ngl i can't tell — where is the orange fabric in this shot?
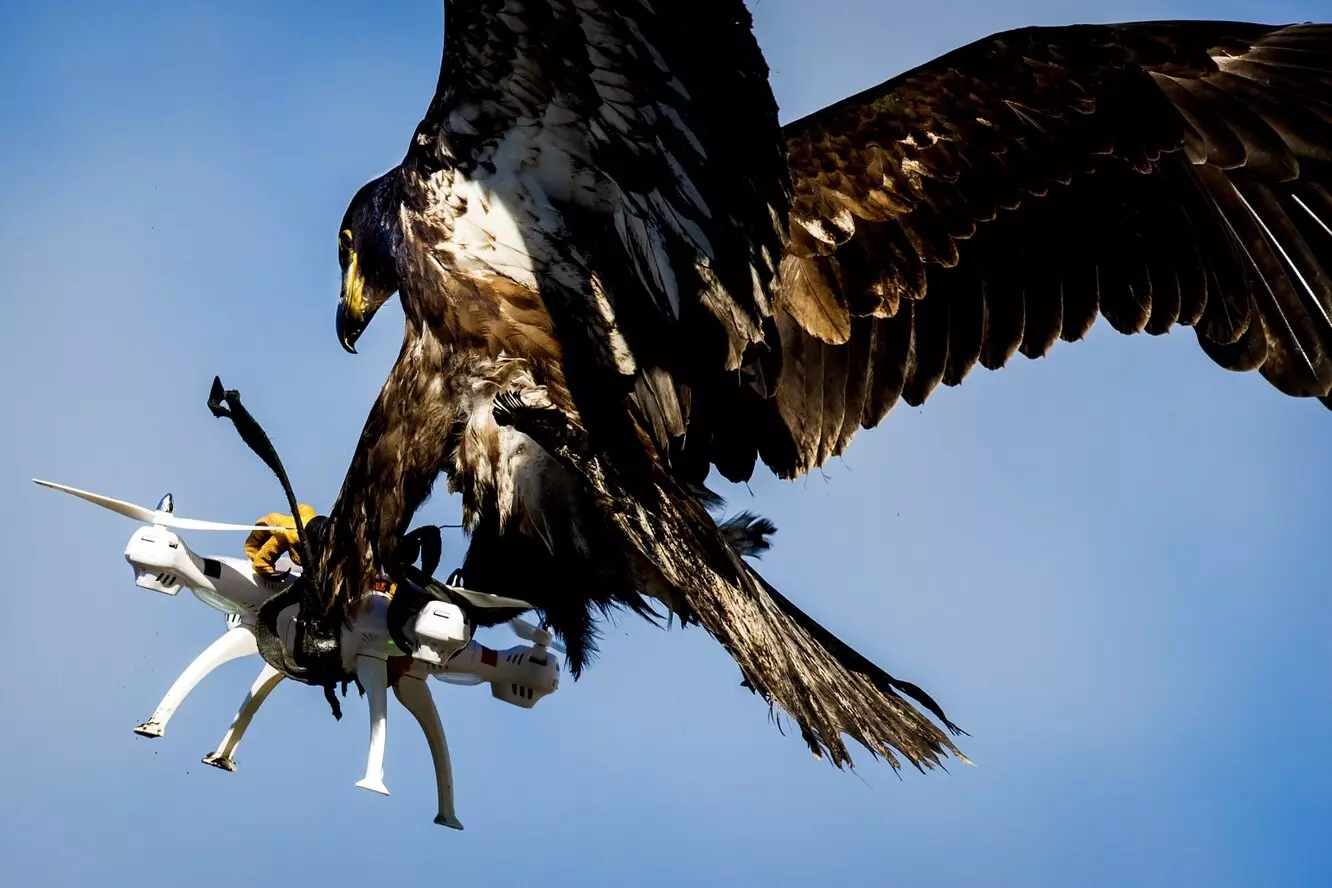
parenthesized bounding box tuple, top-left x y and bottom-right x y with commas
(243, 505, 318, 576)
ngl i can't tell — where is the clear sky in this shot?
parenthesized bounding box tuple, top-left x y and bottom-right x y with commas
(1, 2, 1329, 886)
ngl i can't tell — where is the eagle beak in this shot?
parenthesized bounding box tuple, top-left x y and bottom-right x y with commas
(337, 298, 364, 355)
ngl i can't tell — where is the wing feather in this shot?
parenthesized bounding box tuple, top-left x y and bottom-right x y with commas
(766, 20, 1332, 476)
(396, 11, 1332, 490)
(327, 8, 1332, 771)
(400, 0, 796, 483)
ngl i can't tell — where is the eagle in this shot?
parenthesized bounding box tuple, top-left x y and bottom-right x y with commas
(315, 5, 1332, 773)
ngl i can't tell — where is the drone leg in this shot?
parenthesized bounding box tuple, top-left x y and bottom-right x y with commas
(202, 662, 285, 772)
(134, 626, 257, 738)
(394, 673, 464, 830)
(354, 653, 391, 796)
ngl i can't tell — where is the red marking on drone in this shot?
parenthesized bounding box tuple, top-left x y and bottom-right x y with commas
(479, 646, 497, 667)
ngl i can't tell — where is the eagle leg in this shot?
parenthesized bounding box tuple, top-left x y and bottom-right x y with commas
(491, 391, 588, 458)
(384, 524, 449, 655)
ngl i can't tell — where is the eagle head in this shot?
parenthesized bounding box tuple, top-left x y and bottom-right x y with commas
(336, 170, 403, 354)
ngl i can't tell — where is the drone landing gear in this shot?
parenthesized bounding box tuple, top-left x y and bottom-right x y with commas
(134, 624, 257, 739)
(342, 650, 465, 828)
(393, 670, 463, 830)
(355, 653, 391, 796)
(202, 662, 285, 772)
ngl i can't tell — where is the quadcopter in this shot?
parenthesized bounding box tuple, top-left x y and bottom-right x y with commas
(32, 477, 564, 830)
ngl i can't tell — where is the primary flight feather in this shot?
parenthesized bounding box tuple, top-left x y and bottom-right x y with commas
(317, 4, 1332, 771)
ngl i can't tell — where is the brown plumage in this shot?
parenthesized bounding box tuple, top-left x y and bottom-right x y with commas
(772, 21, 1332, 476)
(319, 5, 1332, 773)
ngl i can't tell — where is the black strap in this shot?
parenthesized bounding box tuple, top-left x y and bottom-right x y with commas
(385, 528, 446, 656)
(207, 377, 317, 578)
(385, 581, 432, 656)
(400, 525, 443, 577)
(252, 582, 310, 680)
(206, 376, 348, 714)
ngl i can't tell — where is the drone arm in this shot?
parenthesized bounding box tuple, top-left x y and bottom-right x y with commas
(134, 625, 258, 738)
(428, 641, 560, 709)
(393, 672, 463, 830)
(202, 661, 285, 772)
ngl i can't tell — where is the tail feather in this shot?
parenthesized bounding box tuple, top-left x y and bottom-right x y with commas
(496, 396, 965, 771)
(611, 478, 967, 771)
(718, 510, 778, 558)
(750, 568, 966, 738)
(718, 562, 969, 770)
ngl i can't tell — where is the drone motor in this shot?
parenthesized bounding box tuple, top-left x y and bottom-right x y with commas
(410, 600, 472, 665)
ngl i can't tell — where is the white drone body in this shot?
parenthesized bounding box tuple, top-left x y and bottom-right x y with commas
(34, 479, 564, 830)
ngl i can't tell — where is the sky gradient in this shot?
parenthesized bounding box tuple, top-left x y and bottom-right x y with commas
(1, 2, 1329, 886)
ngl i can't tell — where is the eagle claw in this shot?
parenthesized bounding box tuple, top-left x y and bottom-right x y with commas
(492, 391, 527, 426)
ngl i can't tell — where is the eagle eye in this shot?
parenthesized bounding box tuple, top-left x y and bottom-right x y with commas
(339, 229, 353, 255)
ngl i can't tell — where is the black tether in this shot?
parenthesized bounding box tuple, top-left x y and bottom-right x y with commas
(253, 582, 309, 680)
(385, 581, 430, 656)
(384, 525, 445, 656)
(401, 525, 443, 577)
(207, 378, 316, 573)
(206, 376, 348, 715)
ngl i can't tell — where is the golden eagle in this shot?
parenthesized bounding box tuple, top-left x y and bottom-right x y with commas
(317, 6, 1332, 772)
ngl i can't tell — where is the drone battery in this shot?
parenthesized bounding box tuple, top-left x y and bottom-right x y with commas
(412, 601, 470, 665)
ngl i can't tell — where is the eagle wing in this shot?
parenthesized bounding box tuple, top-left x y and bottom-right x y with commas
(765, 20, 1332, 477)
(321, 10, 1332, 770)
(403, 0, 788, 374)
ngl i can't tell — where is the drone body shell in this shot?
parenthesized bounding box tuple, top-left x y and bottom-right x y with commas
(36, 476, 566, 828)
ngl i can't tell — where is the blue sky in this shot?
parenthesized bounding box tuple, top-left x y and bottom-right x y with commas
(1, 1, 1329, 885)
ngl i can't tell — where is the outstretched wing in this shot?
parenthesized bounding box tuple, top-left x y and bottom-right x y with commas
(763, 20, 1332, 477)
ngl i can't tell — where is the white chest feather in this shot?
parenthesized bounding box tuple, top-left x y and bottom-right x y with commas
(425, 119, 608, 291)
(416, 118, 638, 375)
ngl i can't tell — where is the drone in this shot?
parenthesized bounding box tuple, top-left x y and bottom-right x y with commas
(32, 477, 564, 830)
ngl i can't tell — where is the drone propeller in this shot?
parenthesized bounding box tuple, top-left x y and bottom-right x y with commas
(33, 479, 282, 532)
(509, 617, 567, 656)
(450, 586, 538, 612)
(403, 565, 538, 613)
(432, 673, 486, 687)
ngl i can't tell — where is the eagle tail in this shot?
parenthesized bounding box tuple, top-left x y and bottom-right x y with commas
(493, 396, 965, 770)
(708, 558, 969, 771)
(748, 566, 967, 741)
(717, 510, 777, 558)
(631, 491, 968, 772)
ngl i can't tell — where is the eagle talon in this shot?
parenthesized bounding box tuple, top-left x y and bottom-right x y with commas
(491, 391, 526, 426)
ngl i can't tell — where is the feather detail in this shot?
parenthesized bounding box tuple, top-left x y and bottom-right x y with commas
(770, 19, 1332, 474)
(323, 8, 1332, 782)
